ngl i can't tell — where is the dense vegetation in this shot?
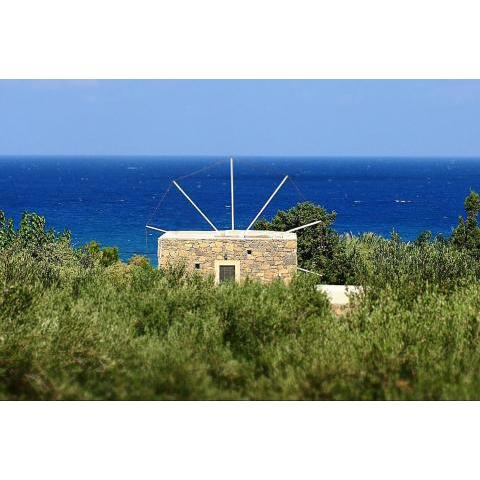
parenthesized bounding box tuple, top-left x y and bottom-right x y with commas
(2, 192, 480, 400)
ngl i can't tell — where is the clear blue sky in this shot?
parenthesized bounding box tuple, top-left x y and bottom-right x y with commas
(1, 80, 479, 156)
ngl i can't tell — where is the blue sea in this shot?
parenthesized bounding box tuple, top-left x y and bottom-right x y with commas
(1, 156, 480, 264)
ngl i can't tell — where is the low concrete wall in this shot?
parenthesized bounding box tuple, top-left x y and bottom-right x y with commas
(316, 285, 363, 306)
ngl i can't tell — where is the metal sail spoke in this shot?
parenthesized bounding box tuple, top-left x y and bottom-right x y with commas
(146, 225, 168, 233)
(287, 219, 323, 233)
(246, 175, 289, 231)
(173, 180, 218, 231)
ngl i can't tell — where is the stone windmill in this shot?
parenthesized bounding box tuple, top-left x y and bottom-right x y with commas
(146, 158, 321, 283)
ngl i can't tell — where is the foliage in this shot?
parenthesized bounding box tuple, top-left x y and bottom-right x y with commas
(101, 247, 120, 267)
(254, 202, 359, 283)
(348, 233, 478, 307)
(2, 196, 480, 400)
(451, 190, 480, 257)
(84, 240, 119, 267)
(128, 255, 151, 269)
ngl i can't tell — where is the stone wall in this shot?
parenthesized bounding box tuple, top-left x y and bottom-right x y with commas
(158, 237, 297, 283)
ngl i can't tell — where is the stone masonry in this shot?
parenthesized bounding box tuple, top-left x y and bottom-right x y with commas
(158, 230, 297, 283)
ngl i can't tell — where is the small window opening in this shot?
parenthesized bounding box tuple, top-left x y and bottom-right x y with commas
(195, 263, 201, 269)
(247, 249, 252, 255)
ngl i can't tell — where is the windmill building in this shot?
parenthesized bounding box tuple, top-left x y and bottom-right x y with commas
(147, 159, 321, 284)
(158, 229, 297, 283)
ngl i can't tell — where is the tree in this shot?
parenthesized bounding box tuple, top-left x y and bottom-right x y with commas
(101, 247, 119, 267)
(451, 190, 480, 256)
(253, 202, 355, 283)
(414, 230, 432, 246)
(84, 240, 119, 266)
(0, 210, 15, 249)
(0, 211, 71, 253)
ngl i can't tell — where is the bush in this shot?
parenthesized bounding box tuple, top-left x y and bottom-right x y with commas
(2, 198, 480, 400)
(101, 247, 119, 267)
(83, 240, 119, 267)
(128, 255, 151, 269)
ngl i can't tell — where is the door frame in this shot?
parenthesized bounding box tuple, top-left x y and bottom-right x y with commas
(214, 260, 240, 284)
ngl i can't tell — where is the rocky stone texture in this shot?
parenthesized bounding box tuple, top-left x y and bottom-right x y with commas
(158, 237, 297, 283)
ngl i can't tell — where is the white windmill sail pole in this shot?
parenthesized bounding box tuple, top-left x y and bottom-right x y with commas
(172, 180, 218, 231)
(146, 225, 168, 233)
(287, 219, 323, 233)
(297, 267, 322, 276)
(246, 175, 289, 231)
(230, 157, 235, 230)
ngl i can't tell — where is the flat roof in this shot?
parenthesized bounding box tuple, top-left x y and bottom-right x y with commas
(160, 230, 296, 240)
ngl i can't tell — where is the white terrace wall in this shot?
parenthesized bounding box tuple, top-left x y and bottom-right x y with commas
(158, 236, 297, 283)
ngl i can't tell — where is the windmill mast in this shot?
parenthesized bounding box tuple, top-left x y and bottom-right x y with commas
(230, 157, 235, 230)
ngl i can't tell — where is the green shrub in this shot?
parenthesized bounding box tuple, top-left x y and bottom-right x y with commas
(1, 198, 480, 400)
(100, 247, 119, 267)
(83, 240, 119, 267)
(128, 255, 151, 269)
